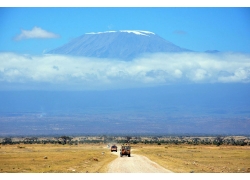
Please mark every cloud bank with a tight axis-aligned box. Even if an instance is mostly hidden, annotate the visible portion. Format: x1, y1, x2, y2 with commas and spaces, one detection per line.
0, 52, 250, 90
15, 26, 59, 41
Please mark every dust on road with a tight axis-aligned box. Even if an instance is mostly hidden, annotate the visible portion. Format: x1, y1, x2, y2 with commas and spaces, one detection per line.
107, 150, 173, 173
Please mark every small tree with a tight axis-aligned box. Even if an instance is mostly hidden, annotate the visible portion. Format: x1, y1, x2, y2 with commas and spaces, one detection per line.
126, 136, 132, 143
192, 138, 201, 145
2, 137, 12, 145
213, 136, 223, 146
57, 136, 73, 145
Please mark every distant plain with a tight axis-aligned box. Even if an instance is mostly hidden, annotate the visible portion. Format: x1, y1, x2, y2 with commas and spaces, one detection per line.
1, 84, 250, 137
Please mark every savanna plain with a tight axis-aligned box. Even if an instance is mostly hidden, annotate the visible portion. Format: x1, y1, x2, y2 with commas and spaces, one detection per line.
0, 143, 250, 173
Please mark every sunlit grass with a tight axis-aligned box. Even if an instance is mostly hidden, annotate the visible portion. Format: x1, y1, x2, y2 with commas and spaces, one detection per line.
0, 144, 117, 173
132, 144, 250, 173
1, 143, 250, 173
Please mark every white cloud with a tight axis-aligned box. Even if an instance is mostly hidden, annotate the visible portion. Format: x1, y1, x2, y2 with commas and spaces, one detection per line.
0, 52, 250, 90
218, 68, 250, 83
15, 26, 59, 40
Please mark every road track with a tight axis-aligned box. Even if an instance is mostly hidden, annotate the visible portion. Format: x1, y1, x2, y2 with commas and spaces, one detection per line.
107, 151, 173, 173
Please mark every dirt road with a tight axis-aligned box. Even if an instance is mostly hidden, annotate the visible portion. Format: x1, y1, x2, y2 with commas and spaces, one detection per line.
107, 151, 173, 173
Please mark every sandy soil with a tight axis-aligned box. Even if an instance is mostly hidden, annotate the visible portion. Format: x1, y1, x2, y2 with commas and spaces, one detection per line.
107, 151, 173, 173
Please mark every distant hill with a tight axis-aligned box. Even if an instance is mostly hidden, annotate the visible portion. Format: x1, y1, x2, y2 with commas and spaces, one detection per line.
48, 30, 192, 60
205, 50, 220, 53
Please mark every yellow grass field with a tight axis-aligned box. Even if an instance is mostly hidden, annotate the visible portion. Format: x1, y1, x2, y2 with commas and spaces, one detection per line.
0, 143, 250, 173
0, 143, 116, 173
132, 144, 250, 173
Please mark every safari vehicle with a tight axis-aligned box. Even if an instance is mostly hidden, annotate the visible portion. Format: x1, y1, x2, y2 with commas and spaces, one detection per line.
120, 144, 131, 157
111, 145, 117, 152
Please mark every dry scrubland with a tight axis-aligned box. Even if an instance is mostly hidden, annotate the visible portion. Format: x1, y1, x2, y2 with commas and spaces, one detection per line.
0, 143, 250, 173
132, 144, 250, 173
0, 144, 117, 173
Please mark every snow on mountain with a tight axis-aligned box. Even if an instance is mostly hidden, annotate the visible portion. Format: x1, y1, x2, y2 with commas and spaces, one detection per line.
48, 30, 191, 60
119, 30, 155, 36
86, 30, 155, 36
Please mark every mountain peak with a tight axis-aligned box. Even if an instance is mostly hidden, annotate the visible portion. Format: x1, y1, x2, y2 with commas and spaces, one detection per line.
48, 30, 191, 60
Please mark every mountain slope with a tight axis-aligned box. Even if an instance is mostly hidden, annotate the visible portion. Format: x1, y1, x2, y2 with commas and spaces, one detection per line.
48, 30, 191, 60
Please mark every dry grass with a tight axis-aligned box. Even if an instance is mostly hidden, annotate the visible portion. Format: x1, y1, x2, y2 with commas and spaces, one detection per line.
0, 143, 116, 173
131, 144, 250, 173
1, 143, 250, 173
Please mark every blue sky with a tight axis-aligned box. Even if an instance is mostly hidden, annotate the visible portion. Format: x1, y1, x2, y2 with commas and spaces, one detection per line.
0, 7, 249, 54
0, 7, 250, 90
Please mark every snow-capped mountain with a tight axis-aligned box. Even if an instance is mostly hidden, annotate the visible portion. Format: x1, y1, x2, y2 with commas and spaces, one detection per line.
48, 30, 191, 60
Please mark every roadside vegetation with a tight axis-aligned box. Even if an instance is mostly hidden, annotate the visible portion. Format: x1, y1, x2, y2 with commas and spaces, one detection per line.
132, 144, 250, 173
0, 143, 116, 173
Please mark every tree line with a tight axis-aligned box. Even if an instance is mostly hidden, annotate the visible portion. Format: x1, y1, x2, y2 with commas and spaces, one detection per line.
1, 136, 249, 146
